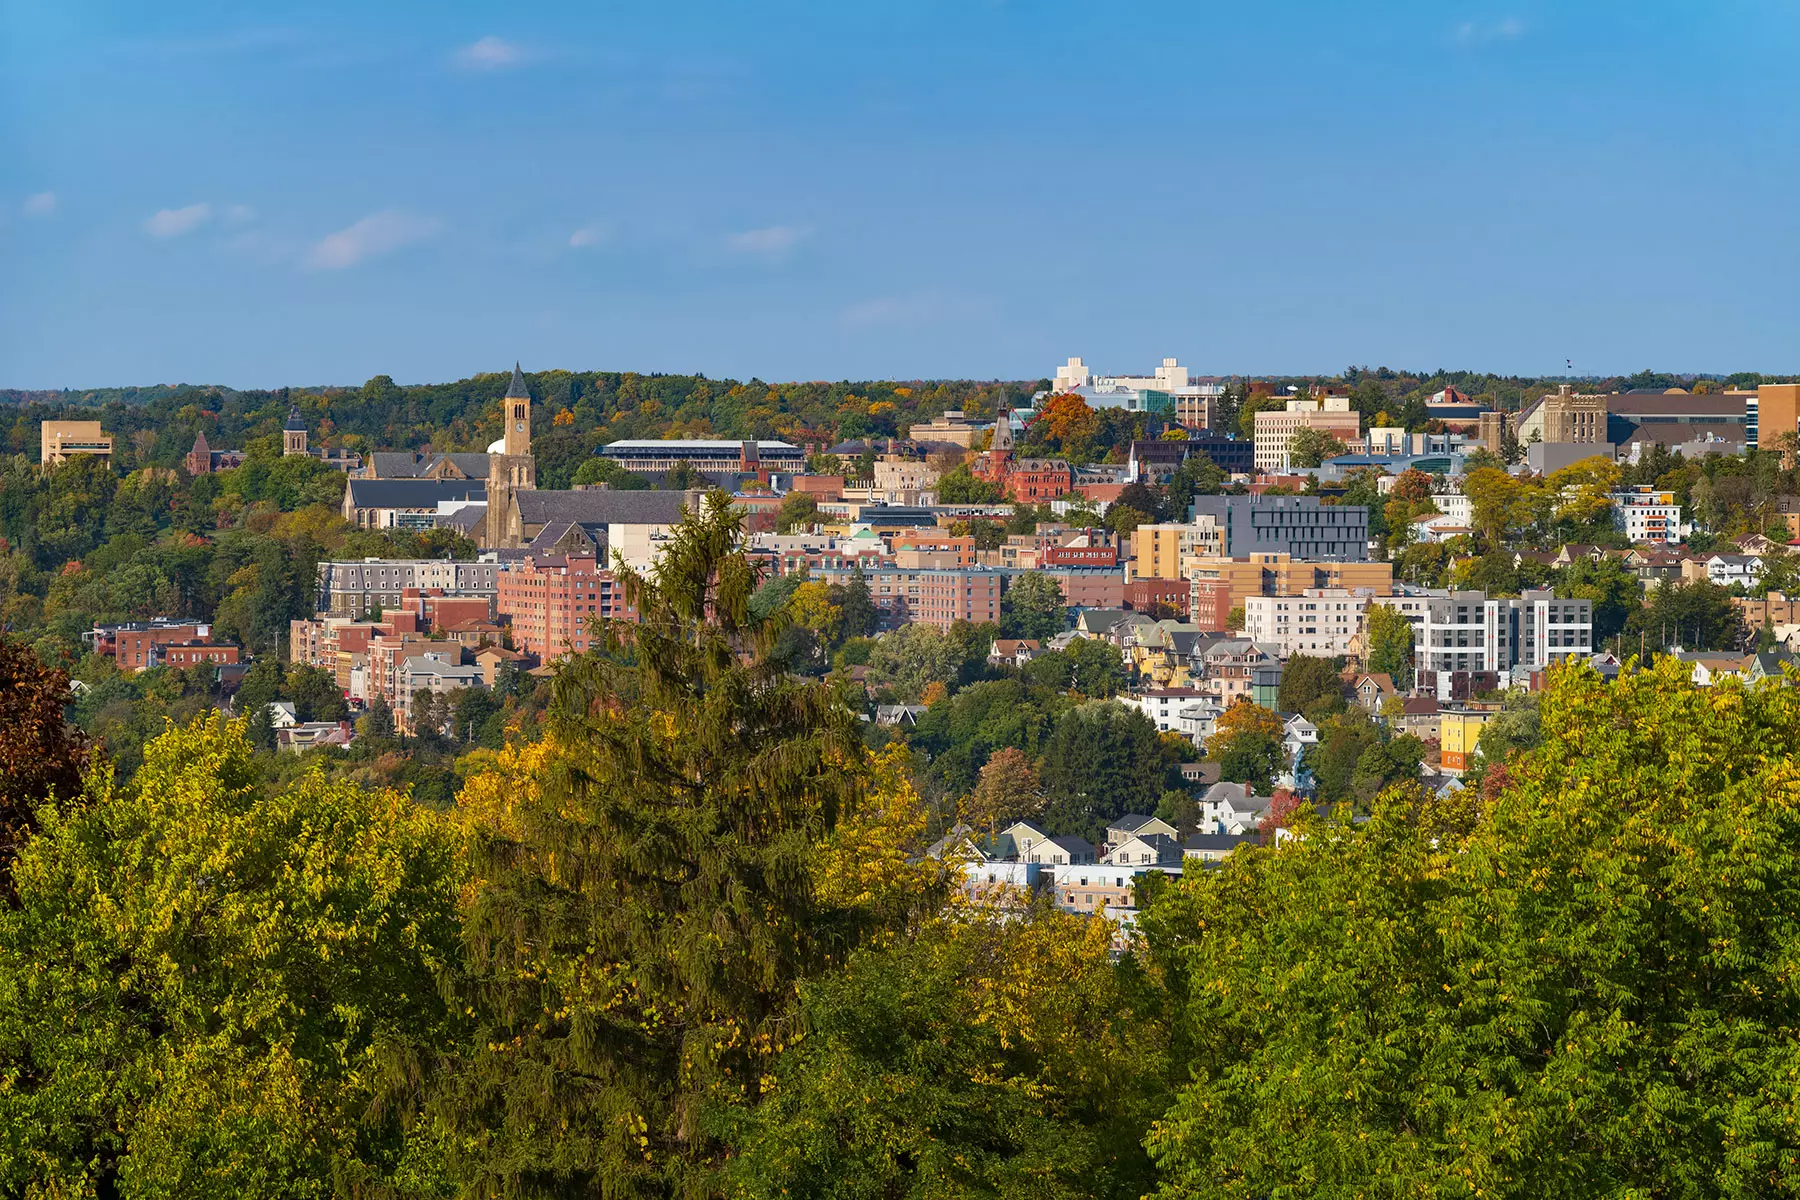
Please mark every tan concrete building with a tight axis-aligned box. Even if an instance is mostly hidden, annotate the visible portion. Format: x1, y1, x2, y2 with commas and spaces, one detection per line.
1519, 384, 1606, 444
907, 410, 986, 447
1757, 383, 1800, 458
1129, 523, 1220, 582
1183, 553, 1395, 622
1252, 396, 1361, 470
40, 420, 113, 466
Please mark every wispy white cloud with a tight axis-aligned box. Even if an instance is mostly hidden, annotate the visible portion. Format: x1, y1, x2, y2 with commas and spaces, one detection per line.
568, 222, 611, 248
144, 203, 213, 238
723, 224, 809, 262
223, 204, 256, 227
22, 191, 56, 217
1454, 16, 1527, 45
306, 210, 445, 270
455, 36, 525, 71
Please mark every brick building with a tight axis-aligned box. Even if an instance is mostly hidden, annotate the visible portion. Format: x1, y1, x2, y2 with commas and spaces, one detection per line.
812, 565, 1005, 630
495, 553, 639, 662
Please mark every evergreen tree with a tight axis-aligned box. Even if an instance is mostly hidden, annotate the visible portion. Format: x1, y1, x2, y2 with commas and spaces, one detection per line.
839, 561, 878, 639
423, 493, 868, 1196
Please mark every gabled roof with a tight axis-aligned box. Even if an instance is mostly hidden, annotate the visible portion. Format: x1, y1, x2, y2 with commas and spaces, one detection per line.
345, 478, 486, 508
1185, 832, 1255, 853
1106, 813, 1165, 834
513, 489, 698, 528
506, 362, 530, 399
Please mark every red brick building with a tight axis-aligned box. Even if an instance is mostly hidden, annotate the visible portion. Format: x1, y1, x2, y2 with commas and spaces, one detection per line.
159, 641, 241, 669
1041, 567, 1126, 610
999, 458, 1073, 502
813, 566, 1004, 631
1190, 580, 1234, 630
92, 622, 236, 673
1042, 543, 1119, 568
1125, 578, 1191, 617
496, 554, 640, 662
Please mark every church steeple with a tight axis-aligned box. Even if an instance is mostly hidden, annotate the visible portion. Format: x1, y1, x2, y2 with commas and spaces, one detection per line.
990, 386, 1014, 455
506, 362, 529, 400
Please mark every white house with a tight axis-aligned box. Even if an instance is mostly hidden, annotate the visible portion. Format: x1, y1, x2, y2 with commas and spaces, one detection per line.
1705, 554, 1761, 589
1118, 688, 1211, 735
1102, 832, 1182, 867
1025, 835, 1097, 866
1197, 781, 1270, 836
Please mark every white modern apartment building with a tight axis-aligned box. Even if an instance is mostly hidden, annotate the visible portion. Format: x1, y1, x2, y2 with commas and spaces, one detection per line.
1609, 487, 1688, 544
1405, 588, 1593, 698
1242, 588, 1379, 656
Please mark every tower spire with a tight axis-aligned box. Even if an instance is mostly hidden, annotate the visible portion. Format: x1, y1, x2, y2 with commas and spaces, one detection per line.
506, 362, 529, 399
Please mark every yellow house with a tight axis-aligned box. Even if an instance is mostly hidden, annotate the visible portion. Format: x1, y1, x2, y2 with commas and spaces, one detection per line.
1439, 709, 1493, 775
40, 420, 113, 466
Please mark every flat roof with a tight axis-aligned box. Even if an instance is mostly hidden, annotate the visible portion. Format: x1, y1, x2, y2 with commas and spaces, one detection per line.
601, 439, 802, 451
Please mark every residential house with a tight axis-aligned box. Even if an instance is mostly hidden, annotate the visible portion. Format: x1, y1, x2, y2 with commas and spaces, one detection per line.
1052, 864, 1140, 916
1193, 639, 1283, 704
1183, 832, 1257, 866
1197, 781, 1270, 836
1686, 554, 1762, 589
1350, 672, 1397, 711
1104, 814, 1179, 851
996, 819, 1052, 862
276, 721, 355, 753
1397, 696, 1442, 738
1676, 651, 1751, 687
1118, 688, 1212, 736
1281, 715, 1319, 789
1025, 835, 1097, 866
988, 638, 1042, 668
873, 704, 928, 727
1102, 833, 1182, 867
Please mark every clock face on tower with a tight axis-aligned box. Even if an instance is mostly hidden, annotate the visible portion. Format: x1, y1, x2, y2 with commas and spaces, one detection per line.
515, 422, 526, 432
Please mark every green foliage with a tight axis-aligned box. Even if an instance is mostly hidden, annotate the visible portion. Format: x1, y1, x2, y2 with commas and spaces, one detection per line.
935, 463, 1004, 504
1365, 602, 1415, 688
424, 494, 870, 1195
1550, 555, 1642, 644
776, 490, 821, 532
0, 715, 464, 1197
572, 457, 650, 490
1630, 579, 1740, 651
1275, 653, 1346, 718
1143, 658, 1800, 1198
1039, 700, 1173, 840
724, 915, 1162, 1200
1000, 571, 1068, 641
1286, 426, 1349, 468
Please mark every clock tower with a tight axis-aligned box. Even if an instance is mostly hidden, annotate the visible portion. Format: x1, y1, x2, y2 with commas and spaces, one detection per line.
483, 362, 538, 548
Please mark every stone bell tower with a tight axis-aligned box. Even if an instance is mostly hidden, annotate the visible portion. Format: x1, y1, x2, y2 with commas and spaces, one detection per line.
483, 363, 538, 548
283, 404, 309, 457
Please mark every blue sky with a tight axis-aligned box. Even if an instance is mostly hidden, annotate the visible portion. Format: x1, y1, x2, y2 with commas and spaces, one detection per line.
4, 1, 1798, 388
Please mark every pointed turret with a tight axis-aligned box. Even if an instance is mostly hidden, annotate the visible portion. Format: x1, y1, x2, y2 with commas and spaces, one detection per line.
506, 362, 529, 400
990, 386, 1015, 454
